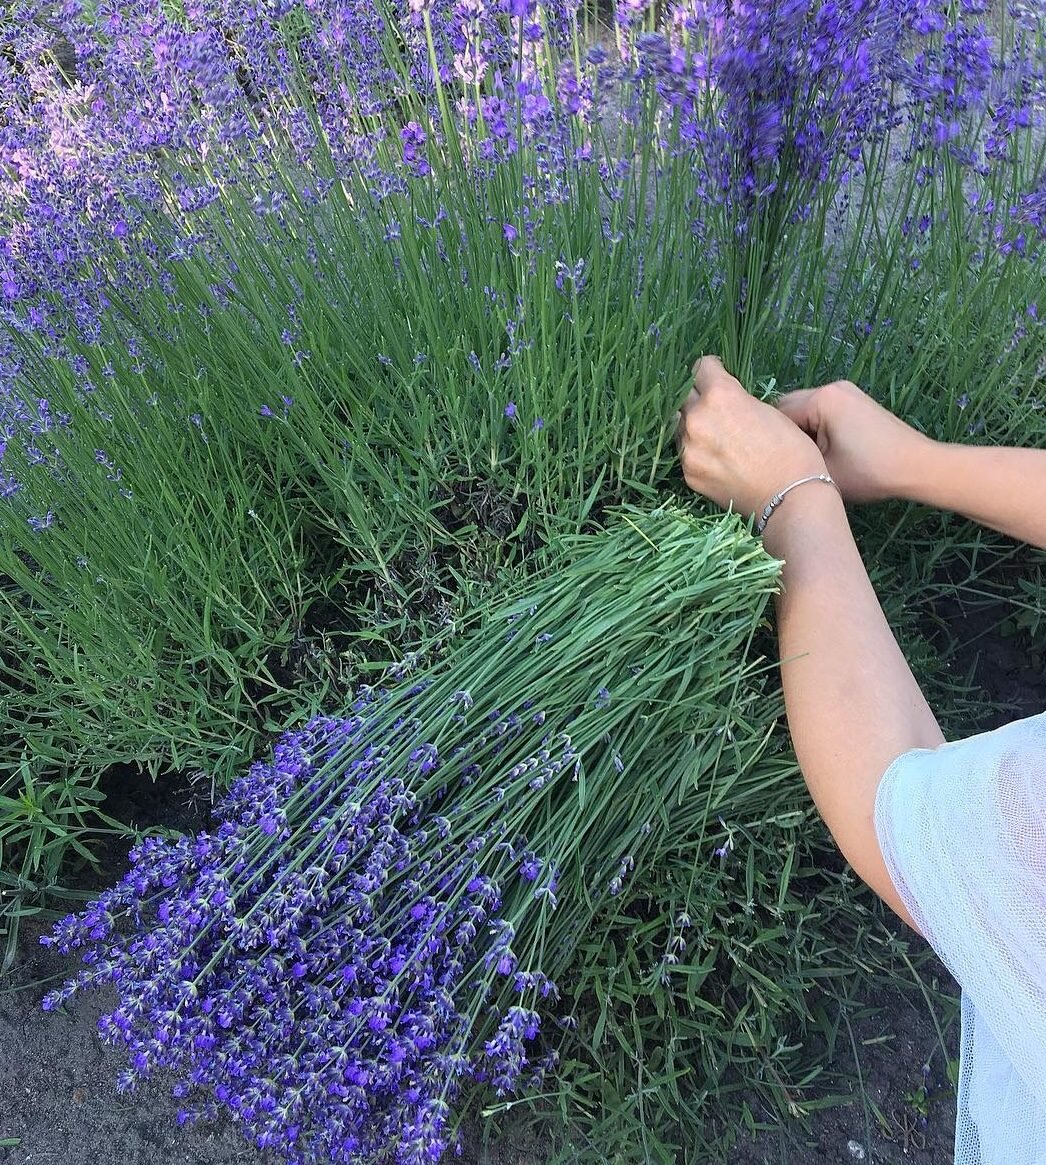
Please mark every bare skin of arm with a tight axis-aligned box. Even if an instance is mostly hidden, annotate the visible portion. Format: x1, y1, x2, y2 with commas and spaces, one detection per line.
758, 487, 942, 929
678, 362, 947, 928
776, 379, 1046, 549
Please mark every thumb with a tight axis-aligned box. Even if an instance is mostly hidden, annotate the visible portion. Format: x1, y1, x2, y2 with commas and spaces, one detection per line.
776, 388, 822, 438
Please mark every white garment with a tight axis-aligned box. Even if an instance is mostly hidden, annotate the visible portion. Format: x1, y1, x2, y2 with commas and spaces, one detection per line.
874, 712, 1046, 1165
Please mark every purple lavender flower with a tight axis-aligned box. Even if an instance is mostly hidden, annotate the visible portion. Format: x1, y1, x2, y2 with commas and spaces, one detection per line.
410, 741, 440, 773
27, 510, 54, 532
41, 707, 563, 1163
400, 120, 432, 178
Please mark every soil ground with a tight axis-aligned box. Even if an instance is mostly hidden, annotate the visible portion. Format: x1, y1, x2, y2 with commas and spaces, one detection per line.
1, 600, 1042, 1165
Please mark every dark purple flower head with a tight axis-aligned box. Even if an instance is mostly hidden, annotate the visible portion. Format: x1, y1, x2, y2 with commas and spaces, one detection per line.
41, 706, 562, 1162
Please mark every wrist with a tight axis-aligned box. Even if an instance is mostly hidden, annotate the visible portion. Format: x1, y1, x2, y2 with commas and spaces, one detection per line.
755, 470, 836, 535
752, 452, 830, 517
894, 434, 947, 504
760, 478, 848, 559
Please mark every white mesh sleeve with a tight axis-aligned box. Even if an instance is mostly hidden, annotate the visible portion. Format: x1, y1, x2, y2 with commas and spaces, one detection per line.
874, 712, 1046, 1165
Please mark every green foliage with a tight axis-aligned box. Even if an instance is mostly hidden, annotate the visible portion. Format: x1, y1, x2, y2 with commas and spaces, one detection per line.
0, 159, 717, 790
3, 4, 1044, 786
498, 813, 923, 1161
0, 740, 130, 971
904, 1081, 931, 1118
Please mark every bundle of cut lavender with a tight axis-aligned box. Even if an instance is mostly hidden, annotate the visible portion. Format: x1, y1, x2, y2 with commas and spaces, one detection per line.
43, 506, 785, 1164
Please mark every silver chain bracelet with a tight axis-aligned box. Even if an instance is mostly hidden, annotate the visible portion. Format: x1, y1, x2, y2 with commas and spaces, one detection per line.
755, 473, 838, 535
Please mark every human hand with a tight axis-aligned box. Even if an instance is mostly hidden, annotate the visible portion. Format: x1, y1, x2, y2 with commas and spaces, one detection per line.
775, 379, 932, 504
677, 356, 828, 520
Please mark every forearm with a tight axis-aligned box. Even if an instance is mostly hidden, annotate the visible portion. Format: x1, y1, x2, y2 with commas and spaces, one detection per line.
902, 441, 1046, 549
763, 486, 944, 929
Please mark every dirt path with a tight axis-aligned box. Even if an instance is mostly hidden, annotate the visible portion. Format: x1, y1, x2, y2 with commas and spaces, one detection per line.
1, 921, 266, 1165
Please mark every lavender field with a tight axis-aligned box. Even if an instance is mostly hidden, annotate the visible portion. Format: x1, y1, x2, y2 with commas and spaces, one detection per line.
0, 2, 1043, 1163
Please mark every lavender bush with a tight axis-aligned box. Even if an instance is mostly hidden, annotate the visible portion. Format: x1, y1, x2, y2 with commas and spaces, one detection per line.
0, 0, 1041, 785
